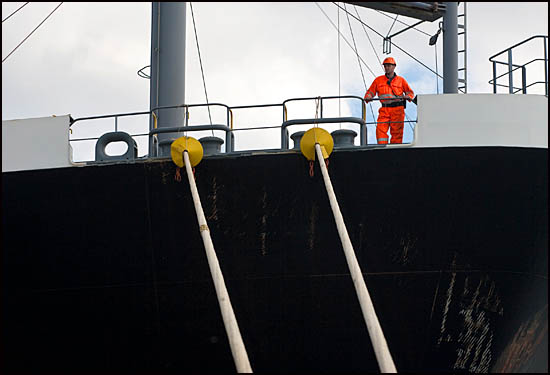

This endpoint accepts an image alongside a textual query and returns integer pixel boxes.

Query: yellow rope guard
[171,136,204,167]
[300,127,334,161]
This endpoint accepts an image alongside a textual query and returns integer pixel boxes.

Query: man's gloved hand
[364,98,371,103]
[412,96,418,105]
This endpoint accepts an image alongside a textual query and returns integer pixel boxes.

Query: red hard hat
[382,57,396,65]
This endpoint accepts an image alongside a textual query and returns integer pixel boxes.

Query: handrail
[69,95,417,162]
[70,110,150,126]
[149,124,231,135]
[488,35,547,61]
[150,124,233,153]
[281,117,367,149]
[489,58,545,82]
[488,35,548,95]
[149,102,233,154]
[282,95,366,122]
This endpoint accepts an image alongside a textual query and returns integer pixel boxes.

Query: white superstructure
[413,94,548,148]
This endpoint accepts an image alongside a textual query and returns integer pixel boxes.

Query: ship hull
[2,146,547,372]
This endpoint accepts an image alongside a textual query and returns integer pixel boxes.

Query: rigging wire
[374,9,431,36]
[2,2,63,64]
[337,2,341,124]
[320,3,411,137]
[315,2,376,79]
[435,44,439,94]
[332,2,443,79]
[353,5,382,67]
[2,2,29,23]
[189,2,214,137]
[343,3,376,124]
[386,14,399,37]
[344,3,366,90]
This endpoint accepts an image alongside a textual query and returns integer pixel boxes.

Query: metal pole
[149,2,160,156]
[522,66,527,94]
[150,2,187,157]
[442,2,458,93]
[226,108,232,152]
[493,61,497,93]
[507,49,514,94]
[463,2,467,93]
[544,36,548,97]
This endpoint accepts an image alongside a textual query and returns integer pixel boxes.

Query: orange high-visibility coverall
[364,74,414,144]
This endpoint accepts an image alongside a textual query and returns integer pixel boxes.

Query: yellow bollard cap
[300,127,334,161]
[171,136,203,167]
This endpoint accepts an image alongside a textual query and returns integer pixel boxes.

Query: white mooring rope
[183,151,253,373]
[314,143,397,373]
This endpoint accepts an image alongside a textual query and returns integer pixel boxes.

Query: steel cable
[189,3,214,136]
[315,2,376,79]
[332,2,443,79]
[374,9,431,36]
[2,2,63,64]
[2,2,29,23]
[353,5,382,67]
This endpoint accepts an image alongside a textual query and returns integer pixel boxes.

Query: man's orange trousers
[376,106,405,144]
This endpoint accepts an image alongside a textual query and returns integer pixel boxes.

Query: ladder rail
[458,2,467,93]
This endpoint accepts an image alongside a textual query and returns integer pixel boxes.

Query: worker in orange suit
[364,57,414,144]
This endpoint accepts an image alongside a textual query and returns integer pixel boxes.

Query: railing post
[114,116,118,132]
[226,108,231,153]
[522,66,527,94]
[544,36,548,97]
[225,131,231,153]
[492,61,497,94]
[507,49,514,94]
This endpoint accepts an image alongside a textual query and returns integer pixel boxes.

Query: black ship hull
[2,146,547,373]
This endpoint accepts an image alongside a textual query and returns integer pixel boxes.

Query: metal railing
[149,103,234,155]
[69,110,151,158]
[488,35,548,96]
[69,95,417,162]
[281,96,367,149]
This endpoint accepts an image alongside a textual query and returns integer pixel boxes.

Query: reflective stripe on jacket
[364,74,414,103]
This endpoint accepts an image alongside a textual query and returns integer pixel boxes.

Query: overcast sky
[2,2,548,160]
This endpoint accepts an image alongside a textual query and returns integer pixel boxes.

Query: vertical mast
[149,2,187,157]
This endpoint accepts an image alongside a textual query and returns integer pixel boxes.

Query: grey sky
[2,2,548,160]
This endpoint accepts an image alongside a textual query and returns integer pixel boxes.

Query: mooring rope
[314,143,397,373]
[183,150,253,373]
